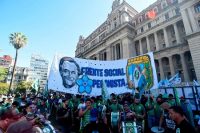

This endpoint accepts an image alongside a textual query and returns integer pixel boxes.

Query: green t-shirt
[168,99,175,106]
[154,103,163,118]
[130,103,145,116]
[145,100,155,116]
[109,103,122,112]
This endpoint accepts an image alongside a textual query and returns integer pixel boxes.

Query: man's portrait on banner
[59,57,80,88]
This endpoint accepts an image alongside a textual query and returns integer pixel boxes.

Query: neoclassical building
[75,0,200,82]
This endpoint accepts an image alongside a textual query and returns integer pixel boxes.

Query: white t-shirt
[78,103,85,110]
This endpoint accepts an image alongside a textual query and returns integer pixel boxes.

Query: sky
[0,0,157,67]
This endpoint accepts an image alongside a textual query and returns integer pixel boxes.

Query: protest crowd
[0,90,199,133]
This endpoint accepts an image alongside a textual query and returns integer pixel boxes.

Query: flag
[174,87,181,106]
[193,80,199,86]
[158,78,169,88]
[147,10,156,19]
[168,73,181,86]
[102,80,109,103]
[43,80,48,97]
[31,79,40,92]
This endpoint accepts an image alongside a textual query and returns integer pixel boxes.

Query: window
[114,22,117,28]
[171,29,175,37]
[194,2,200,13]
[148,23,151,29]
[145,13,148,19]
[132,21,136,27]
[154,7,158,13]
[138,16,143,23]
[165,13,169,20]
[162,0,167,9]
[116,44,121,59]
[175,8,180,15]
[103,52,107,60]
[198,19,200,27]
[171,0,176,4]
[141,27,144,32]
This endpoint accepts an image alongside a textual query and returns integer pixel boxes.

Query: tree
[0,67,8,82]
[8,32,28,93]
[16,81,32,93]
[0,82,9,94]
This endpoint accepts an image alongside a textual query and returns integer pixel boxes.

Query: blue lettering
[105,79,126,88]
[92,80,102,88]
[104,68,125,76]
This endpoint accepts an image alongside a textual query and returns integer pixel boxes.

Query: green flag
[31,79,39,92]
[174,87,180,106]
[43,81,48,97]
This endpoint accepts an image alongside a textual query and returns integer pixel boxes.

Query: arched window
[154,7,158,13]
[162,0,167,9]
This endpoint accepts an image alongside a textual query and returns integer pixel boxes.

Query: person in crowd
[154,96,164,128]
[79,98,98,132]
[121,101,135,122]
[130,94,146,133]
[6,119,34,133]
[108,97,123,133]
[78,98,85,110]
[59,57,80,88]
[180,96,195,127]
[0,108,22,133]
[169,106,197,133]
[168,94,175,106]
[11,101,20,111]
[160,102,176,133]
[56,98,73,133]
[145,95,156,131]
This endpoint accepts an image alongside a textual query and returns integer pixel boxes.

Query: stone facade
[6,66,33,85]
[75,0,200,82]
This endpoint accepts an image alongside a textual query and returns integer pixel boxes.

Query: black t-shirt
[175,119,196,133]
[57,106,72,124]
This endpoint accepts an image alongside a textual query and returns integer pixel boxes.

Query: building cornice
[134,15,182,40]
[154,43,189,59]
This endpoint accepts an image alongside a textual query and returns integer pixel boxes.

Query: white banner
[48,52,158,96]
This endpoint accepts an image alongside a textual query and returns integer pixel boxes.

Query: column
[111,45,115,60]
[139,39,143,55]
[154,32,160,51]
[173,23,181,44]
[168,56,175,76]
[146,36,151,52]
[106,46,112,60]
[163,27,170,47]
[180,53,190,81]
[181,9,192,34]
[187,7,199,32]
[158,58,164,80]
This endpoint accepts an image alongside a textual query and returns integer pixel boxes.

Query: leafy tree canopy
[16,81,32,93]
[0,67,8,82]
[0,82,9,94]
